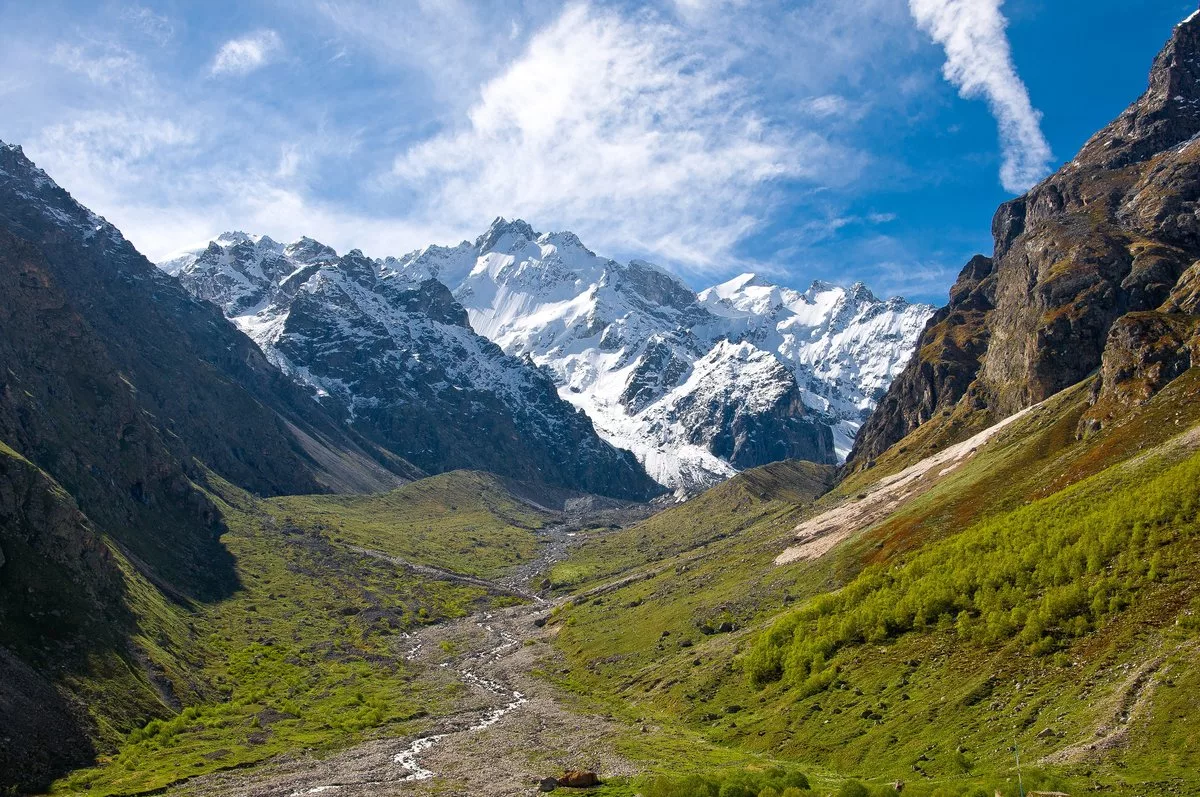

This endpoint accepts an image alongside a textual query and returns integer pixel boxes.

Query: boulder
[538,777,558,792]
[558,770,600,788]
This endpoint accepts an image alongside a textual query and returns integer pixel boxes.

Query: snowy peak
[476,216,539,254]
[284,236,338,264]
[161,230,659,500]
[162,219,933,495]
[425,220,935,492]
[614,259,697,311]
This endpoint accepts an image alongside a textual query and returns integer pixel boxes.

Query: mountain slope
[533,15,1200,796]
[549,370,1200,795]
[851,14,1200,468]
[0,142,428,791]
[164,233,659,501]
[387,218,932,493]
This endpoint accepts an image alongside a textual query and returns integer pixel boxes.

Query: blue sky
[0,0,1193,303]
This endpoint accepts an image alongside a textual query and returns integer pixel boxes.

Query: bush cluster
[748,453,1200,689]
[639,767,811,797]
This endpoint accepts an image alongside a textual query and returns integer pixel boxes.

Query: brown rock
[558,770,600,788]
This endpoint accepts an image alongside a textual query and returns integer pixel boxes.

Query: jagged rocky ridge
[162,233,660,501]
[277,219,930,495]
[851,12,1200,468]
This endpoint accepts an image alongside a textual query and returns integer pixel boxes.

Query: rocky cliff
[851,14,1200,467]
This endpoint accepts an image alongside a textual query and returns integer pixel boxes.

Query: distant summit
[358,220,934,494]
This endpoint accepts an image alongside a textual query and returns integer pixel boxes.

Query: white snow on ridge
[393,218,935,490]
[160,217,935,495]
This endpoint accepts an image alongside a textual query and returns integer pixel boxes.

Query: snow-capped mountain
[382,218,936,493]
[161,233,660,501]
[163,219,931,496]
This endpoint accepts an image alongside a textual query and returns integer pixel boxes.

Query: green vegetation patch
[51,473,535,796]
[747,449,1200,688]
[268,470,549,579]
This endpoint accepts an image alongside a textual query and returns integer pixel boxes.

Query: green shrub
[836,781,869,797]
[750,452,1200,689]
[640,767,810,797]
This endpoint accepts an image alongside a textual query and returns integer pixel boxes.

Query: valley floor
[45,374,1200,797]
[167,602,636,797]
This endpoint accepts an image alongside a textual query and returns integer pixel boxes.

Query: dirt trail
[1041,638,1199,765]
[170,520,638,797]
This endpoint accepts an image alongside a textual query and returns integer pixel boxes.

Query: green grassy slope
[267,470,553,580]
[548,370,1200,796]
[548,460,835,591]
[47,471,547,796]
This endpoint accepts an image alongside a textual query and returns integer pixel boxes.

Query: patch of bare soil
[775,404,1038,565]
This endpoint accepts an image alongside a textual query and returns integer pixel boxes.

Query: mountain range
[165,218,932,495]
[3,9,1200,797]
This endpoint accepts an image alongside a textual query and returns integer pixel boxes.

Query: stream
[391,616,529,782]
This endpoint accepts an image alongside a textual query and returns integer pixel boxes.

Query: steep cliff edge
[851,14,1200,468]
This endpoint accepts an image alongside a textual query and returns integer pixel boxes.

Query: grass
[545,369,1200,796]
[267,470,549,579]
[549,460,834,593]
[50,471,543,796]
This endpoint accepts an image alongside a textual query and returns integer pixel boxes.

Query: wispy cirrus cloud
[51,42,144,87]
[388,3,863,272]
[123,5,175,45]
[3,0,1087,301]
[210,29,282,77]
[908,0,1052,193]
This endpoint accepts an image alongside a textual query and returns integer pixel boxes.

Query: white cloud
[210,30,282,77]
[908,0,1052,193]
[51,43,143,87]
[388,3,860,272]
[310,0,523,106]
[123,6,176,45]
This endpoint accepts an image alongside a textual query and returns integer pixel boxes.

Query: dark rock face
[619,337,695,414]
[0,451,123,792]
[1094,312,1197,407]
[852,256,996,464]
[850,15,1200,467]
[677,377,835,471]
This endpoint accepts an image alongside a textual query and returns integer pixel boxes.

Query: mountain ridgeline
[162,233,659,502]
[167,219,932,496]
[851,13,1200,469]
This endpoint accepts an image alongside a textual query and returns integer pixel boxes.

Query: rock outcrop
[851,14,1200,467]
